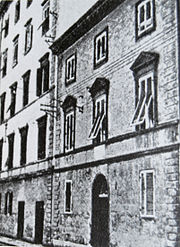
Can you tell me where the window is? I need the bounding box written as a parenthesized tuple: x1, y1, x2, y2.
(94, 27, 108, 68)
(37, 115, 47, 160)
(4, 17, 9, 38)
(8, 83, 17, 118)
(24, 19, 33, 54)
(88, 78, 109, 144)
(36, 53, 49, 96)
(130, 52, 159, 130)
(27, 0, 33, 8)
(65, 180, 72, 213)
(5, 192, 13, 215)
(19, 125, 28, 166)
(0, 193, 1, 213)
(136, 0, 155, 39)
(2, 49, 8, 77)
(140, 170, 155, 217)
(65, 53, 76, 85)
(22, 70, 30, 107)
(62, 96, 76, 152)
(0, 139, 3, 171)
(41, 0, 50, 35)
(0, 93, 6, 124)
(13, 35, 19, 67)
(14, 0, 20, 24)
(7, 133, 14, 170)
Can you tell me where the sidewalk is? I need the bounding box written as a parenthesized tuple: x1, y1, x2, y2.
(0, 236, 45, 247)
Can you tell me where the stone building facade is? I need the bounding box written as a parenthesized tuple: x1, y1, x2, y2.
(0, 0, 58, 244)
(50, 0, 180, 247)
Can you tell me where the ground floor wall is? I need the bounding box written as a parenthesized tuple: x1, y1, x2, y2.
(0, 173, 52, 245)
(52, 149, 180, 247)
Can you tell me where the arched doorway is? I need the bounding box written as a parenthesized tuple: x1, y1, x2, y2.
(91, 174, 109, 247)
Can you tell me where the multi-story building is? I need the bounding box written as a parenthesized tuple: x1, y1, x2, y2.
(50, 0, 180, 247)
(0, 0, 58, 244)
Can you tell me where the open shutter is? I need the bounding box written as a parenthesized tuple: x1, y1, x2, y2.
(36, 68, 42, 96)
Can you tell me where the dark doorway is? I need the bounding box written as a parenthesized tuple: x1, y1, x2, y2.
(17, 201, 25, 239)
(91, 174, 109, 247)
(35, 201, 44, 244)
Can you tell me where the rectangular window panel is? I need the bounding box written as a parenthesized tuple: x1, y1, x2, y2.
(65, 53, 76, 84)
(42, 1, 49, 35)
(15, 0, 20, 23)
(13, 36, 19, 67)
(24, 20, 33, 54)
(37, 116, 47, 160)
(0, 139, 3, 171)
(140, 170, 154, 217)
(4, 17, 9, 38)
(22, 71, 30, 107)
(65, 181, 72, 213)
(20, 126, 28, 166)
(2, 49, 8, 77)
(9, 83, 17, 117)
(7, 134, 14, 170)
(64, 111, 75, 152)
(0, 93, 6, 124)
(37, 54, 49, 96)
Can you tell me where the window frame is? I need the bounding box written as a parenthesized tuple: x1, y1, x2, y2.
(7, 133, 15, 170)
(14, 0, 20, 24)
(22, 70, 30, 107)
(64, 180, 72, 214)
(5, 191, 13, 215)
(94, 27, 108, 69)
(0, 92, 6, 124)
(36, 53, 49, 96)
(0, 139, 3, 171)
(2, 49, 8, 78)
(19, 125, 28, 166)
(41, 0, 50, 36)
(24, 19, 33, 55)
(140, 169, 155, 218)
(64, 109, 75, 152)
(65, 53, 76, 85)
(9, 82, 17, 118)
(12, 35, 19, 67)
(37, 115, 47, 160)
(135, 0, 156, 40)
(4, 17, 9, 38)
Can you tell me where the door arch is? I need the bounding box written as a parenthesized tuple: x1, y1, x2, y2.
(91, 174, 109, 247)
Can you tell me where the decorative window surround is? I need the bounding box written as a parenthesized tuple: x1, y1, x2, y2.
(65, 53, 76, 85)
(135, 0, 156, 39)
(94, 27, 108, 69)
(140, 169, 155, 218)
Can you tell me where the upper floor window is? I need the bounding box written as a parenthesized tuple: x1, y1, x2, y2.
(14, 0, 20, 24)
(65, 53, 76, 85)
(7, 133, 14, 170)
(0, 193, 1, 213)
(130, 52, 159, 130)
(88, 78, 109, 144)
(0, 139, 3, 171)
(2, 49, 8, 77)
(62, 96, 76, 153)
(4, 17, 9, 38)
(140, 170, 155, 218)
(94, 27, 108, 69)
(9, 83, 17, 118)
(136, 0, 155, 39)
(36, 53, 49, 96)
(13, 35, 19, 67)
(5, 191, 13, 215)
(19, 125, 28, 166)
(27, 0, 33, 8)
(41, 0, 50, 35)
(0, 93, 6, 124)
(22, 70, 30, 107)
(24, 19, 33, 54)
(37, 115, 47, 160)
(65, 180, 72, 214)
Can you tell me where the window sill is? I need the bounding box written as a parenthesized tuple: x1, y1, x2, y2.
(136, 25, 156, 41)
(140, 215, 156, 221)
(12, 62, 18, 68)
(65, 78, 76, 86)
(94, 56, 108, 70)
(24, 47, 32, 56)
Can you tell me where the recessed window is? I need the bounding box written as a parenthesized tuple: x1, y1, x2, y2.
(13, 35, 19, 67)
(140, 170, 155, 218)
(130, 52, 159, 130)
(136, 0, 155, 39)
(5, 192, 13, 215)
(0, 139, 3, 171)
(62, 96, 76, 153)
(8, 83, 17, 118)
(7, 133, 14, 170)
(37, 115, 47, 160)
(94, 27, 108, 68)
(65, 180, 72, 214)
(0, 193, 1, 213)
(14, 0, 20, 24)
(88, 78, 109, 144)
(24, 19, 33, 54)
(0, 93, 6, 124)
(4, 17, 9, 38)
(19, 125, 28, 166)
(41, 0, 50, 35)
(36, 53, 49, 96)
(22, 70, 30, 107)
(27, 0, 33, 8)
(65, 53, 76, 85)
(2, 49, 8, 77)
